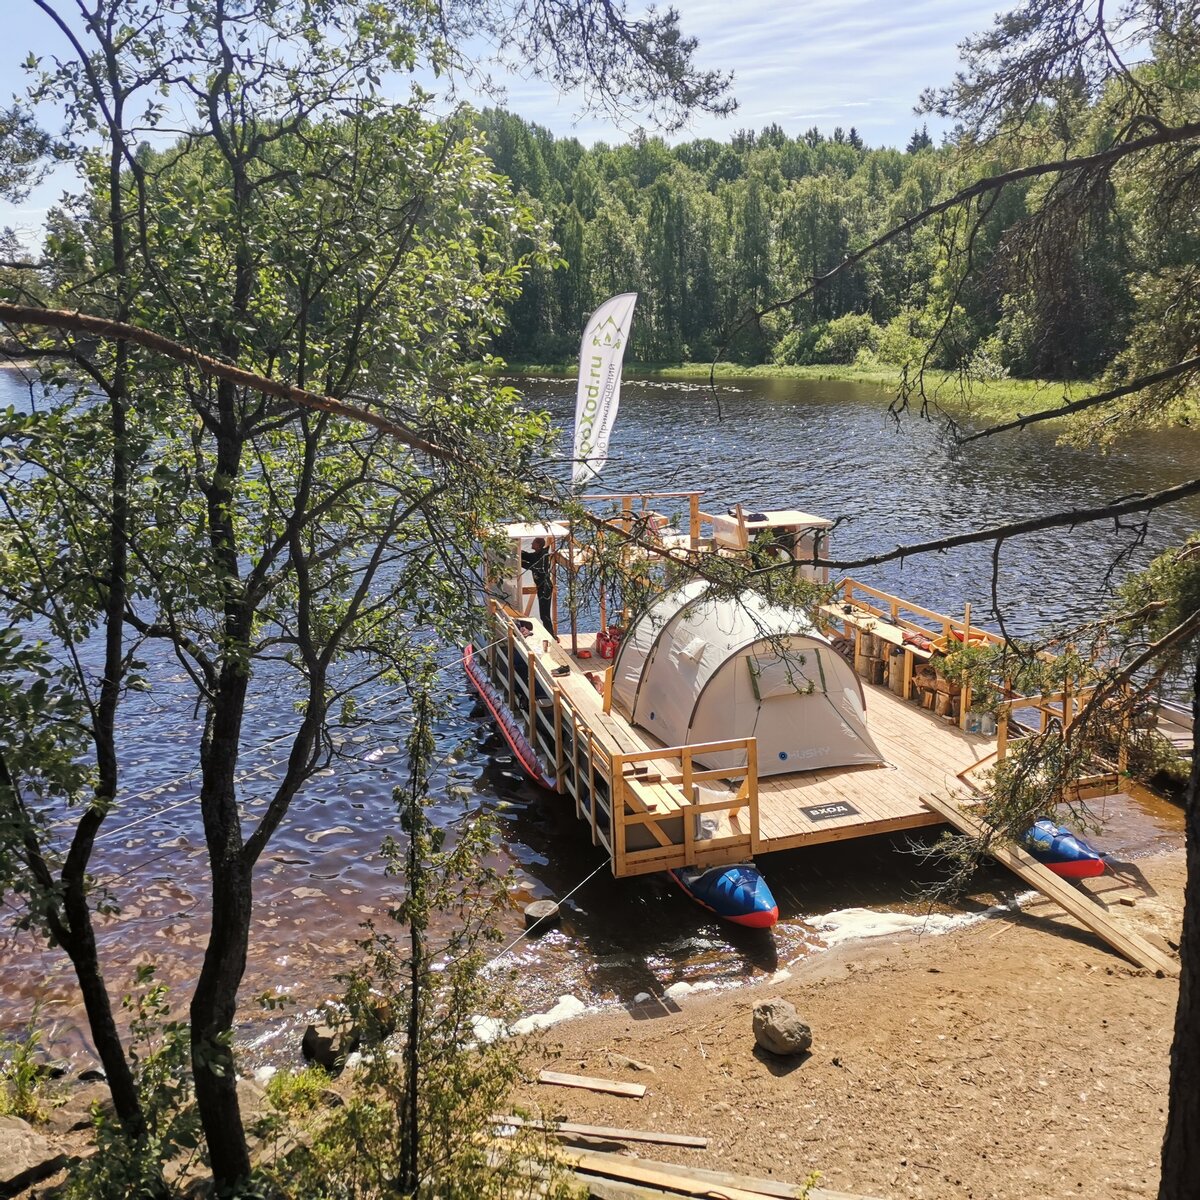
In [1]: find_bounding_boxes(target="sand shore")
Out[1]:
[511,849,1184,1200]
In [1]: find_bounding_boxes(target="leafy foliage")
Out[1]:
[0,1007,52,1122]
[253,679,569,1199]
[64,968,201,1199]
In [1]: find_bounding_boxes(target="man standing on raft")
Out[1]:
[521,537,555,633]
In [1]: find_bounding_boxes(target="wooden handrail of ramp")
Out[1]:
[921,793,1179,976]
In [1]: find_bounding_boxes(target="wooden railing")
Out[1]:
[610,739,759,875]
[485,604,760,876]
[832,579,1117,774]
[580,489,704,549]
[838,578,1005,651]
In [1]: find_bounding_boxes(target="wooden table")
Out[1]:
[819,602,935,700]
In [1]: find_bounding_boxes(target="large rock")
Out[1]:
[46,1081,113,1135]
[0,1115,68,1195]
[752,998,812,1057]
[301,1016,359,1072]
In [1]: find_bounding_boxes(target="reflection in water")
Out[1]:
[1,366,1194,1057]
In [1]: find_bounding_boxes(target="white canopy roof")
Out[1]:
[612,584,883,777]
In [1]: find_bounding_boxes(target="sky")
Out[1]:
[0,0,1006,243]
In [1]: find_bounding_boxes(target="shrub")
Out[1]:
[0,1009,51,1122]
[64,968,201,1199]
[809,313,880,364]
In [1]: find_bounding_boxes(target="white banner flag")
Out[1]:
[571,292,637,487]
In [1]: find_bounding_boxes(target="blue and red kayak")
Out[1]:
[668,864,779,928]
[1022,819,1106,880]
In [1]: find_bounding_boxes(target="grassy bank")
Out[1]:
[501,359,1088,425]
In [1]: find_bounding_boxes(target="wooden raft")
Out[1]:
[921,793,1179,976]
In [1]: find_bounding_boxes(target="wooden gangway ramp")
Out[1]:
[921,794,1179,976]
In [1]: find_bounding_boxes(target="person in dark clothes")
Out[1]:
[521,536,555,633]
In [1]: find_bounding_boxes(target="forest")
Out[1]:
[0,1,1198,1197]
[478,108,1143,381]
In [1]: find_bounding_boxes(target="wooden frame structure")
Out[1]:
[483,604,760,876]
[472,493,1165,883]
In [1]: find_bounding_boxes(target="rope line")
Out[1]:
[486,857,611,967]
[48,635,508,843]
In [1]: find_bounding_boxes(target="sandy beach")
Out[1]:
[510,849,1184,1200]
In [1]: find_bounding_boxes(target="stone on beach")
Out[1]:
[752,998,812,1056]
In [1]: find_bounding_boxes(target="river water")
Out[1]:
[1,365,1194,1060]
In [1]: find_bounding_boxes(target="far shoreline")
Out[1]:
[499,359,1092,424]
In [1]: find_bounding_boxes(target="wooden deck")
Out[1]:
[479,606,1008,873]
[753,683,995,852]
[556,626,999,853]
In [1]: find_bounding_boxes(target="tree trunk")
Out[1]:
[61,922,145,1138]
[1159,647,1200,1199]
[190,845,253,1188]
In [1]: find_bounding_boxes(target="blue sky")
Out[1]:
[1,0,1005,242]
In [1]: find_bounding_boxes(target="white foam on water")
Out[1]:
[810,904,1004,948]
[471,994,591,1045]
[663,979,720,1000]
[510,993,588,1035]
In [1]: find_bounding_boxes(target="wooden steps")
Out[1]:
[920,793,1179,976]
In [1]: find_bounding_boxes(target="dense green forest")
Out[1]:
[474,109,1137,380]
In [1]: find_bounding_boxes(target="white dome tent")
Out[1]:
[611,584,883,777]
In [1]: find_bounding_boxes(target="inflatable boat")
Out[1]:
[1022,819,1106,879]
[463,643,556,791]
[668,864,779,928]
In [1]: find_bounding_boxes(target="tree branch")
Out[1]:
[808,476,1200,571]
[956,355,1200,443]
[0,302,469,467]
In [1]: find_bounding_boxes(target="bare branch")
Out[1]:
[956,355,1200,443]
[808,476,1200,572]
[0,302,468,466]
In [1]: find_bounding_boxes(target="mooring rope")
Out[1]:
[486,856,612,968]
[47,634,509,842]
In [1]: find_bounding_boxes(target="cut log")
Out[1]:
[920,793,1178,976]
[537,1069,647,1098]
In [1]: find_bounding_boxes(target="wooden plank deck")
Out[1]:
[499,615,1002,867]
[753,681,996,853]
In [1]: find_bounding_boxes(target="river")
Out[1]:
[1,364,1194,1061]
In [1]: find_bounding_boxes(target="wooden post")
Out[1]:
[602,667,614,715]
[609,752,623,866]
[527,650,538,743]
[571,711,582,817]
[680,748,695,865]
[1062,672,1073,733]
[681,749,695,866]
[959,602,972,730]
[746,738,760,854]
[553,691,565,794]
[587,735,598,846]
[901,648,914,702]
[689,492,700,549]
[506,626,516,709]
[549,534,559,639]
[614,762,626,876]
